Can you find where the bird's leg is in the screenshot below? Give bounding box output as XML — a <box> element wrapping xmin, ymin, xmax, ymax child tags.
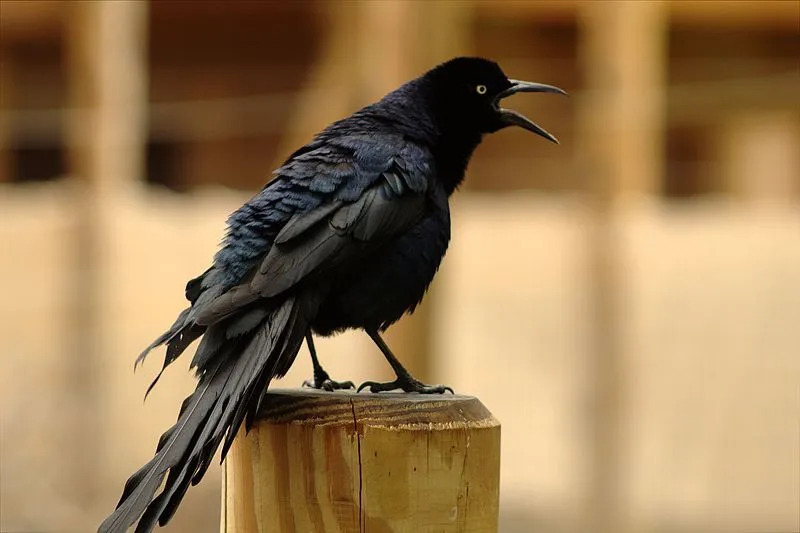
<box><xmin>302</xmin><ymin>333</ymin><xmax>354</xmax><ymax>391</ymax></box>
<box><xmin>357</xmin><ymin>329</ymin><xmax>454</xmax><ymax>394</ymax></box>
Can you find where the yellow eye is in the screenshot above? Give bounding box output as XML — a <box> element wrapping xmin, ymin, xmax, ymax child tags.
<box><xmin>476</xmin><ymin>84</ymin><xmax>487</xmax><ymax>95</ymax></box>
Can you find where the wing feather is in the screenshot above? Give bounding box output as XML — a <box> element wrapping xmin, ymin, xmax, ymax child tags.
<box><xmin>192</xmin><ymin>136</ymin><xmax>433</xmax><ymax>326</ymax></box>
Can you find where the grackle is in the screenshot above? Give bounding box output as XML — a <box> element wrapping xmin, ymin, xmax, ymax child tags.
<box><xmin>99</xmin><ymin>57</ymin><xmax>565</xmax><ymax>533</ymax></box>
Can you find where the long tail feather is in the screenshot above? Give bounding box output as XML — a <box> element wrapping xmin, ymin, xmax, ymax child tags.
<box><xmin>134</xmin><ymin>308</ymin><xmax>192</xmax><ymax>370</ymax></box>
<box><xmin>98</xmin><ymin>295</ymin><xmax>312</xmax><ymax>533</ymax></box>
<box><xmin>135</xmin><ymin>265</ymin><xmax>220</xmax><ymax>376</ymax></box>
<box><xmin>143</xmin><ymin>324</ymin><xmax>205</xmax><ymax>400</ymax></box>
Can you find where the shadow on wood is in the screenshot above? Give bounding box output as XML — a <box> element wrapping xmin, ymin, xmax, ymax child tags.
<box><xmin>221</xmin><ymin>389</ymin><xmax>500</xmax><ymax>533</ymax></box>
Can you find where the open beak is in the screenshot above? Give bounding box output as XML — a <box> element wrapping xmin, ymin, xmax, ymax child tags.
<box><xmin>494</xmin><ymin>79</ymin><xmax>567</xmax><ymax>144</ymax></box>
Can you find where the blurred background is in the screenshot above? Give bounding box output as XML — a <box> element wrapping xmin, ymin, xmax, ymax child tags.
<box><xmin>1</xmin><ymin>1</ymin><xmax>798</xmax><ymax>532</ymax></box>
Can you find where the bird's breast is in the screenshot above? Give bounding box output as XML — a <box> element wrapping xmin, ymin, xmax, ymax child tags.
<box><xmin>311</xmin><ymin>201</ymin><xmax>451</xmax><ymax>335</ymax></box>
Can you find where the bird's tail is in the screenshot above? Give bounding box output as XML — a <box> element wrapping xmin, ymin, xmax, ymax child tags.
<box><xmin>98</xmin><ymin>294</ymin><xmax>315</xmax><ymax>533</ymax></box>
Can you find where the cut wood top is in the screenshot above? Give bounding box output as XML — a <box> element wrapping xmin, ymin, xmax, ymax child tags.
<box><xmin>256</xmin><ymin>389</ymin><xmax>499</xmax><ymax>431</ymax></box>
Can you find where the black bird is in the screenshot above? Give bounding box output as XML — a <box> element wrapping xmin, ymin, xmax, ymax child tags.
<box><xmin>99</xmin><ymin>57</ymin><xmax>565</xmax><ymax>533</ymax></box>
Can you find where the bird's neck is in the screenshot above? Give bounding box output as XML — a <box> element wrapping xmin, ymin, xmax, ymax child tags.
<box><xmin>406</xmin><ymin>79</ymin><xmax>483</xmax><ymax>195</ymax></box>
<box><xmin>433</xmin><ymin>130</ymin><xmax>482</xmax><ymax>195</ymax></box>
<box><xmin>363</xmin><ymin>80</ymin><xmax>483</xmax><ymax>195</ymax></box>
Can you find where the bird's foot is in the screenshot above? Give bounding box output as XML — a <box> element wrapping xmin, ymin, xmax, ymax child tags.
<box><xmin>302</xmin><ymin>371</ymin><xmax>354</xmax><ymax>392</ymax></box>
<box><xmin>357</xmin><ymin>375</ymin><xmax>454</xmax><ymax>394</ymax></box>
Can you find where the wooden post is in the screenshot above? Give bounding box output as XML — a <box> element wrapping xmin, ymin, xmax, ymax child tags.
<box><xmin>576</xmin><ymin>2</ymin><xmax>666</xmax><ymax>532</ymax></box>
<box><xmin>64</xmin><ymin>0</ymin><xmax>148</xmax><ymax>509</ymax></box>
<box><xmin>221</xmin><ymin>390</ymin><xmax>500</xmax><ymax>533</ymax></box>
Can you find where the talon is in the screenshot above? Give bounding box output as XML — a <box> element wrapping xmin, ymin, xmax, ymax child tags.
<box><xmin>303</xmin><ymin>376</ymin><xmax>355</xmax><ymax>391</ymax></box>
<box><xmin>326</xmin><ymin>379</ymin><xmax>354</xmax><ymax>391</ymax></box>
<box><xmin>356</xmin><ymin>378</ymin><xmax>454</xmax><ymax>394</ymax></box>
<box><xmin>357</xmin><ymin>381</ymin><xmax>381</xmax><ymax>393</ymax></box>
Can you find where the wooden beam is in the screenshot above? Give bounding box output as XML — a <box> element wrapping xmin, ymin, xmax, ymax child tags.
<box><xmin>0</xmin><ymin>50</ymin><xmax>13</xmax><ymax>182</ymax></box>
<box><xmin>474</xmin><ymin>0</ymin><xmax>579</xmax><ymax>22</ymax></box>
<box><xmin>578</xmin><ymin>2</ymin><xmax>666</xmax><ymax>200</ymax></box>
<box><xmin>576</xmin><ymin>2</ymin><xmax>667</xmax><ymax>532</ymax></box>
<box><xmin>475</xmin><ymin>0</ymin><xmax>799</xmax><ymax>28</ymax></box>
<box><xmin>273</xmin><ymin>2</ymin><xmax>360</xmax><ymax>162</ymax></box>
<box><xmin>716</xmin><ymin>111</ymin><xmax>800</xmax><ymax>203</ymax></box>
<box><xmin>0</xmin><ymin>0</ymin><xmax>65</xmax><ymax>40</ymax></box>
<box><xmin>64</xmin><ymin>0</ymin><xmax>148</xmax><ymax>505</ymax></box>
<box><xmin>67</xmin><ymin>0</ymin><xmax>147</xmax><ymax>193</ymax></box>
<box><xmin>668</xmin><ymin>72</ymin><xmax>800</xmax><ymax>126</ymax></box>
<box><xmin>669</xmin><ymin>0</ymin><xmax>800</xmax><ymax>28</ymax></box>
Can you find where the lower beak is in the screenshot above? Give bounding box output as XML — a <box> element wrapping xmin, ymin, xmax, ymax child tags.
<box><xmin>495</xmin><ymin>79</ymin><xmax>567</xmax><ymax>144</ymax></box>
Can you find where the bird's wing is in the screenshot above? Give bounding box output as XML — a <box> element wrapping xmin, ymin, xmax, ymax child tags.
<box><xmin>135</xmin><ymin>133</ymin><xmax>433</xmax><ymax>382</ymax></box>
<box><xmin>191</xmin><ymin>133</ymin><xmax>433</xmax><ymax>326</ymax></box>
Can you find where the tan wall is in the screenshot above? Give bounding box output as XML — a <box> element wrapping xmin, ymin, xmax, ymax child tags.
<box><xmin>1</xmin><ymin>183</ymin><xmax>81</xmax><ymax>528</ymax></box>
<box><xmin>436</xmin><ymin>195</ymin><xmax>800</xmax><ymax>532</ymax></box>
<box><xmin>2</xmin><ymin>184</ymin><xmax>798</xmax><ymax>532</ymax></box>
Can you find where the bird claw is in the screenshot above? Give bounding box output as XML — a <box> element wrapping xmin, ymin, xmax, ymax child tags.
<box><xmin>357</xmin><ymin>377</ymin><xmax>454</xmax><ymax>395</ymax></box>
<box><xmin>302</xmin><ymin>376</ymin><xmax>355</xmax><ymax>391</ymax></box>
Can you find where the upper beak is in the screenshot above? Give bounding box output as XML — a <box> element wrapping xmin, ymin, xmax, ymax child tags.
<box><xmin>495</xmin><ymin>79</ymin><xmax>567</xmax><ymax>144</ymax></box>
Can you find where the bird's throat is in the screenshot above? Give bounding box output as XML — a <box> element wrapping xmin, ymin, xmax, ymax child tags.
<box><xmin>435</xmin><ymin>131</ymin><xmax>482</xmax><ymax>195</ymax></box>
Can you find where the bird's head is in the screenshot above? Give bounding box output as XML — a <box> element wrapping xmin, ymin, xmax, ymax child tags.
<box><xmin>423</xmin><ymin>57</ymin><xmax>566</xmax><ymax>143</ymax></box>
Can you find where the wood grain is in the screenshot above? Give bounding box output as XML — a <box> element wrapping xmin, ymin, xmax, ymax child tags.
<box><xmin>221</xmin><ymin>389</ymin><xmax>501</xmax><ymax>533</ymax></box>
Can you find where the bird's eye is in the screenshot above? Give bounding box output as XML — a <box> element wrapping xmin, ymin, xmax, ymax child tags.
<box><xmin>476</xmin><ymin>84</ymin><xmax>487</xmax><ymax>95</ymax></box>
